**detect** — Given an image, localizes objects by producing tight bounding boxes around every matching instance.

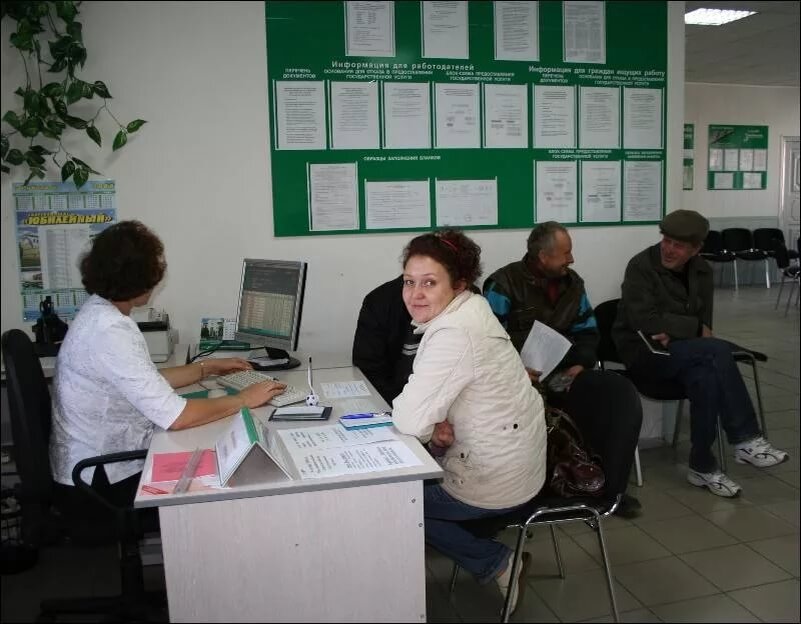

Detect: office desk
[135,365,443,623]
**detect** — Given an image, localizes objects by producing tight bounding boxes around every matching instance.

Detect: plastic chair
[721,228,770,288]
[700,230,737,288]
[774,242,801,314]
[449,495,622,623]
[1,329,164,622]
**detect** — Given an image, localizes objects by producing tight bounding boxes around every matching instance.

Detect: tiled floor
[1,287,798,622]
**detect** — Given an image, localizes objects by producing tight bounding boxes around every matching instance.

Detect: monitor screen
[234,258,307,356]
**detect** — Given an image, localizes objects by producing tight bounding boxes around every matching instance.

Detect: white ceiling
[684,1,800,86]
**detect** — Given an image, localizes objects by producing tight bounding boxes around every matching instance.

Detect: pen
[341,413,377,420]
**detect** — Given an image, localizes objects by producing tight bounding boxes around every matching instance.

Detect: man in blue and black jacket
[484,221,643,518]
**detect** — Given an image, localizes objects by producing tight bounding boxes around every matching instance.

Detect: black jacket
[351,276,412,404]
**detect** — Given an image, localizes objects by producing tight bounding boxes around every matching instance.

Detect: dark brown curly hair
[80,220,166,301]
[401,229,482,287]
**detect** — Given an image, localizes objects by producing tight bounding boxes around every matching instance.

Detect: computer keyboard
[216,370,307,407]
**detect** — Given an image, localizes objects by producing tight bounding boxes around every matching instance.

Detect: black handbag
[545,407,605,498]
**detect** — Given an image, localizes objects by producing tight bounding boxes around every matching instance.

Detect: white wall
[683,83,800,219]
[1,1,685,366]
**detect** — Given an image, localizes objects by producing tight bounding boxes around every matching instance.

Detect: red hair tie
[439,237,458,253]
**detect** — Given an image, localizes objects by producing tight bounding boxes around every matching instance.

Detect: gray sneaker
[735,436,789,468]
[687,469,742,497]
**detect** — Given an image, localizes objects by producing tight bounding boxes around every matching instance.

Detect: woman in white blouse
[50,220,286,506]
[392,230,547,614]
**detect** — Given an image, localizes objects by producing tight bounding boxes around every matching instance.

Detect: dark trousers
[550,369,643,498]
[632,337,760,473]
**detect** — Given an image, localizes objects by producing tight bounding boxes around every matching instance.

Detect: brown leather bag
[545,407,605,498]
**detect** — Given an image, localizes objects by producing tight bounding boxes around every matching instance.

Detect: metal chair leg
[775,276,786,309]
[500,528,529,623]
[672,400,684,449]
[764,258,771,289]
[633,445,643,487]
[549,524,565,579]
[733,259,739,291]
[594,511,620,622]
[716,416,727,472]
[449,564,459,594]
[786,279,799,316]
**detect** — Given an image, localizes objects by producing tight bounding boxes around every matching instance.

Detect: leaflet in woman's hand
[520,321,572,379]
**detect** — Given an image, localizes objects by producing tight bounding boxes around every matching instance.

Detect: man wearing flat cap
[612,210,788,498]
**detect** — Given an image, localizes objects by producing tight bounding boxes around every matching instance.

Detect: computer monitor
[234,258,307,370]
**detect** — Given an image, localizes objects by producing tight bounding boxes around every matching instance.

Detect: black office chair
[1,329,164,622]
[700,230,737,288]
[721,228,770,289]
[594,300,769,473]
[449,494,622,623]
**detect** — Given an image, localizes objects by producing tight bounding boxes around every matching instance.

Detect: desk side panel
[161,479,426,623]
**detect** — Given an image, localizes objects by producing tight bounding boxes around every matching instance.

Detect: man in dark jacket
[484,222,643,518]
[613,210,788,498]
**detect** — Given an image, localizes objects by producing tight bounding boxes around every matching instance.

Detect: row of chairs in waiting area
[701,227,800,291]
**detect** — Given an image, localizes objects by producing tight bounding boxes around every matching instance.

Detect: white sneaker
[495,551,530,615]
[735,436,789,468]
[687,469,742,497]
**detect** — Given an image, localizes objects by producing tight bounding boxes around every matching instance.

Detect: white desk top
[135,365,442,509]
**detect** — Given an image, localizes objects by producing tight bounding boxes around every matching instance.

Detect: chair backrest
[721,228,753,252]
[1,329,55,545]
[701,230,724,254]
[753,228,785,253]
[593,299,623,365]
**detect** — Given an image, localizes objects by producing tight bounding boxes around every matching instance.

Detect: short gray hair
[527,221,568,258]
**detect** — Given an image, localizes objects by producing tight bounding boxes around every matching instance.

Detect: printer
[134,309,176,363]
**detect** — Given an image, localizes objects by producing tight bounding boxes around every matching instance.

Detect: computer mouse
[208,388,227,399]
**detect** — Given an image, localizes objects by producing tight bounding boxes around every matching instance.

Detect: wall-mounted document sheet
[723,149,739,172]
[753,149,767,171]
[623,161,662,222]
[563,0,606,64]
[579,87,619,149]
[739,148,754,171]
[39,227,90,290]
[493,1,539,61]
[483,84,528,149]
[535,161,577,223]
[520,321,572,380]
[714,172,734,189]
[581,160,621,222]
[742,172,763,189]
[421,1,469,59]
[533,85,576,148]
[383,82,431,149]
[330,81,380,150]
[366,180,431,229]
[436,179,498,226]
[308,163,359,231]
[683,164,694,190]
[274,81,327,150]
[623,88,662,149]
[434,83,480,148]
[708,149,723,171]
[345,1,396,57]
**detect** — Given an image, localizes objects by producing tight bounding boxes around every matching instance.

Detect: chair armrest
[730,347,768,363]
[71,450,147,513]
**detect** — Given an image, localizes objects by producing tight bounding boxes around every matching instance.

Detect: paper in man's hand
[519,321,572,380]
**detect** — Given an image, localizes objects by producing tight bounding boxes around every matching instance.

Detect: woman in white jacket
[392,230,547,612]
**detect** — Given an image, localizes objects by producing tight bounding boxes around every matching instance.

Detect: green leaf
[55,2,78,24]
[66,80,84,104]
[6,149,25,165]
[126,119,147,133]
[1,164,9,174]
[20,117,41,137]
[53,99,68,117]
[2,110,21,129]
[112,129,128,151]
[24,150,45,166]
[47,118,66,134]
[71,157,100,174]
[93,81,112,99]
[48,35,72,59]
[0,135,8,159]
[86,125,101,147]
[48,57,67,73]
[67,21,83,42]
[29,145,53,155]
[61,160,76,182]
[81,80,94,99]
[73,166,89,188]
[42,82,64,98]
[23,89,40,114]
[64,115,87,130]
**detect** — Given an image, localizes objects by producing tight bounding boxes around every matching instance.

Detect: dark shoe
[614,494,642,519]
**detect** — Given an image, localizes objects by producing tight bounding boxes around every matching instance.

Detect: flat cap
[659,210,709,245]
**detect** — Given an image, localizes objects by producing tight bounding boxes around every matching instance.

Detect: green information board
[683,123,694,190]
[266,1,668,236]
[707,124,768,190]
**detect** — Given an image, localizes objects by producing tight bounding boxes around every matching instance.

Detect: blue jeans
[633,337,760,473]
[424,483,525,585]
